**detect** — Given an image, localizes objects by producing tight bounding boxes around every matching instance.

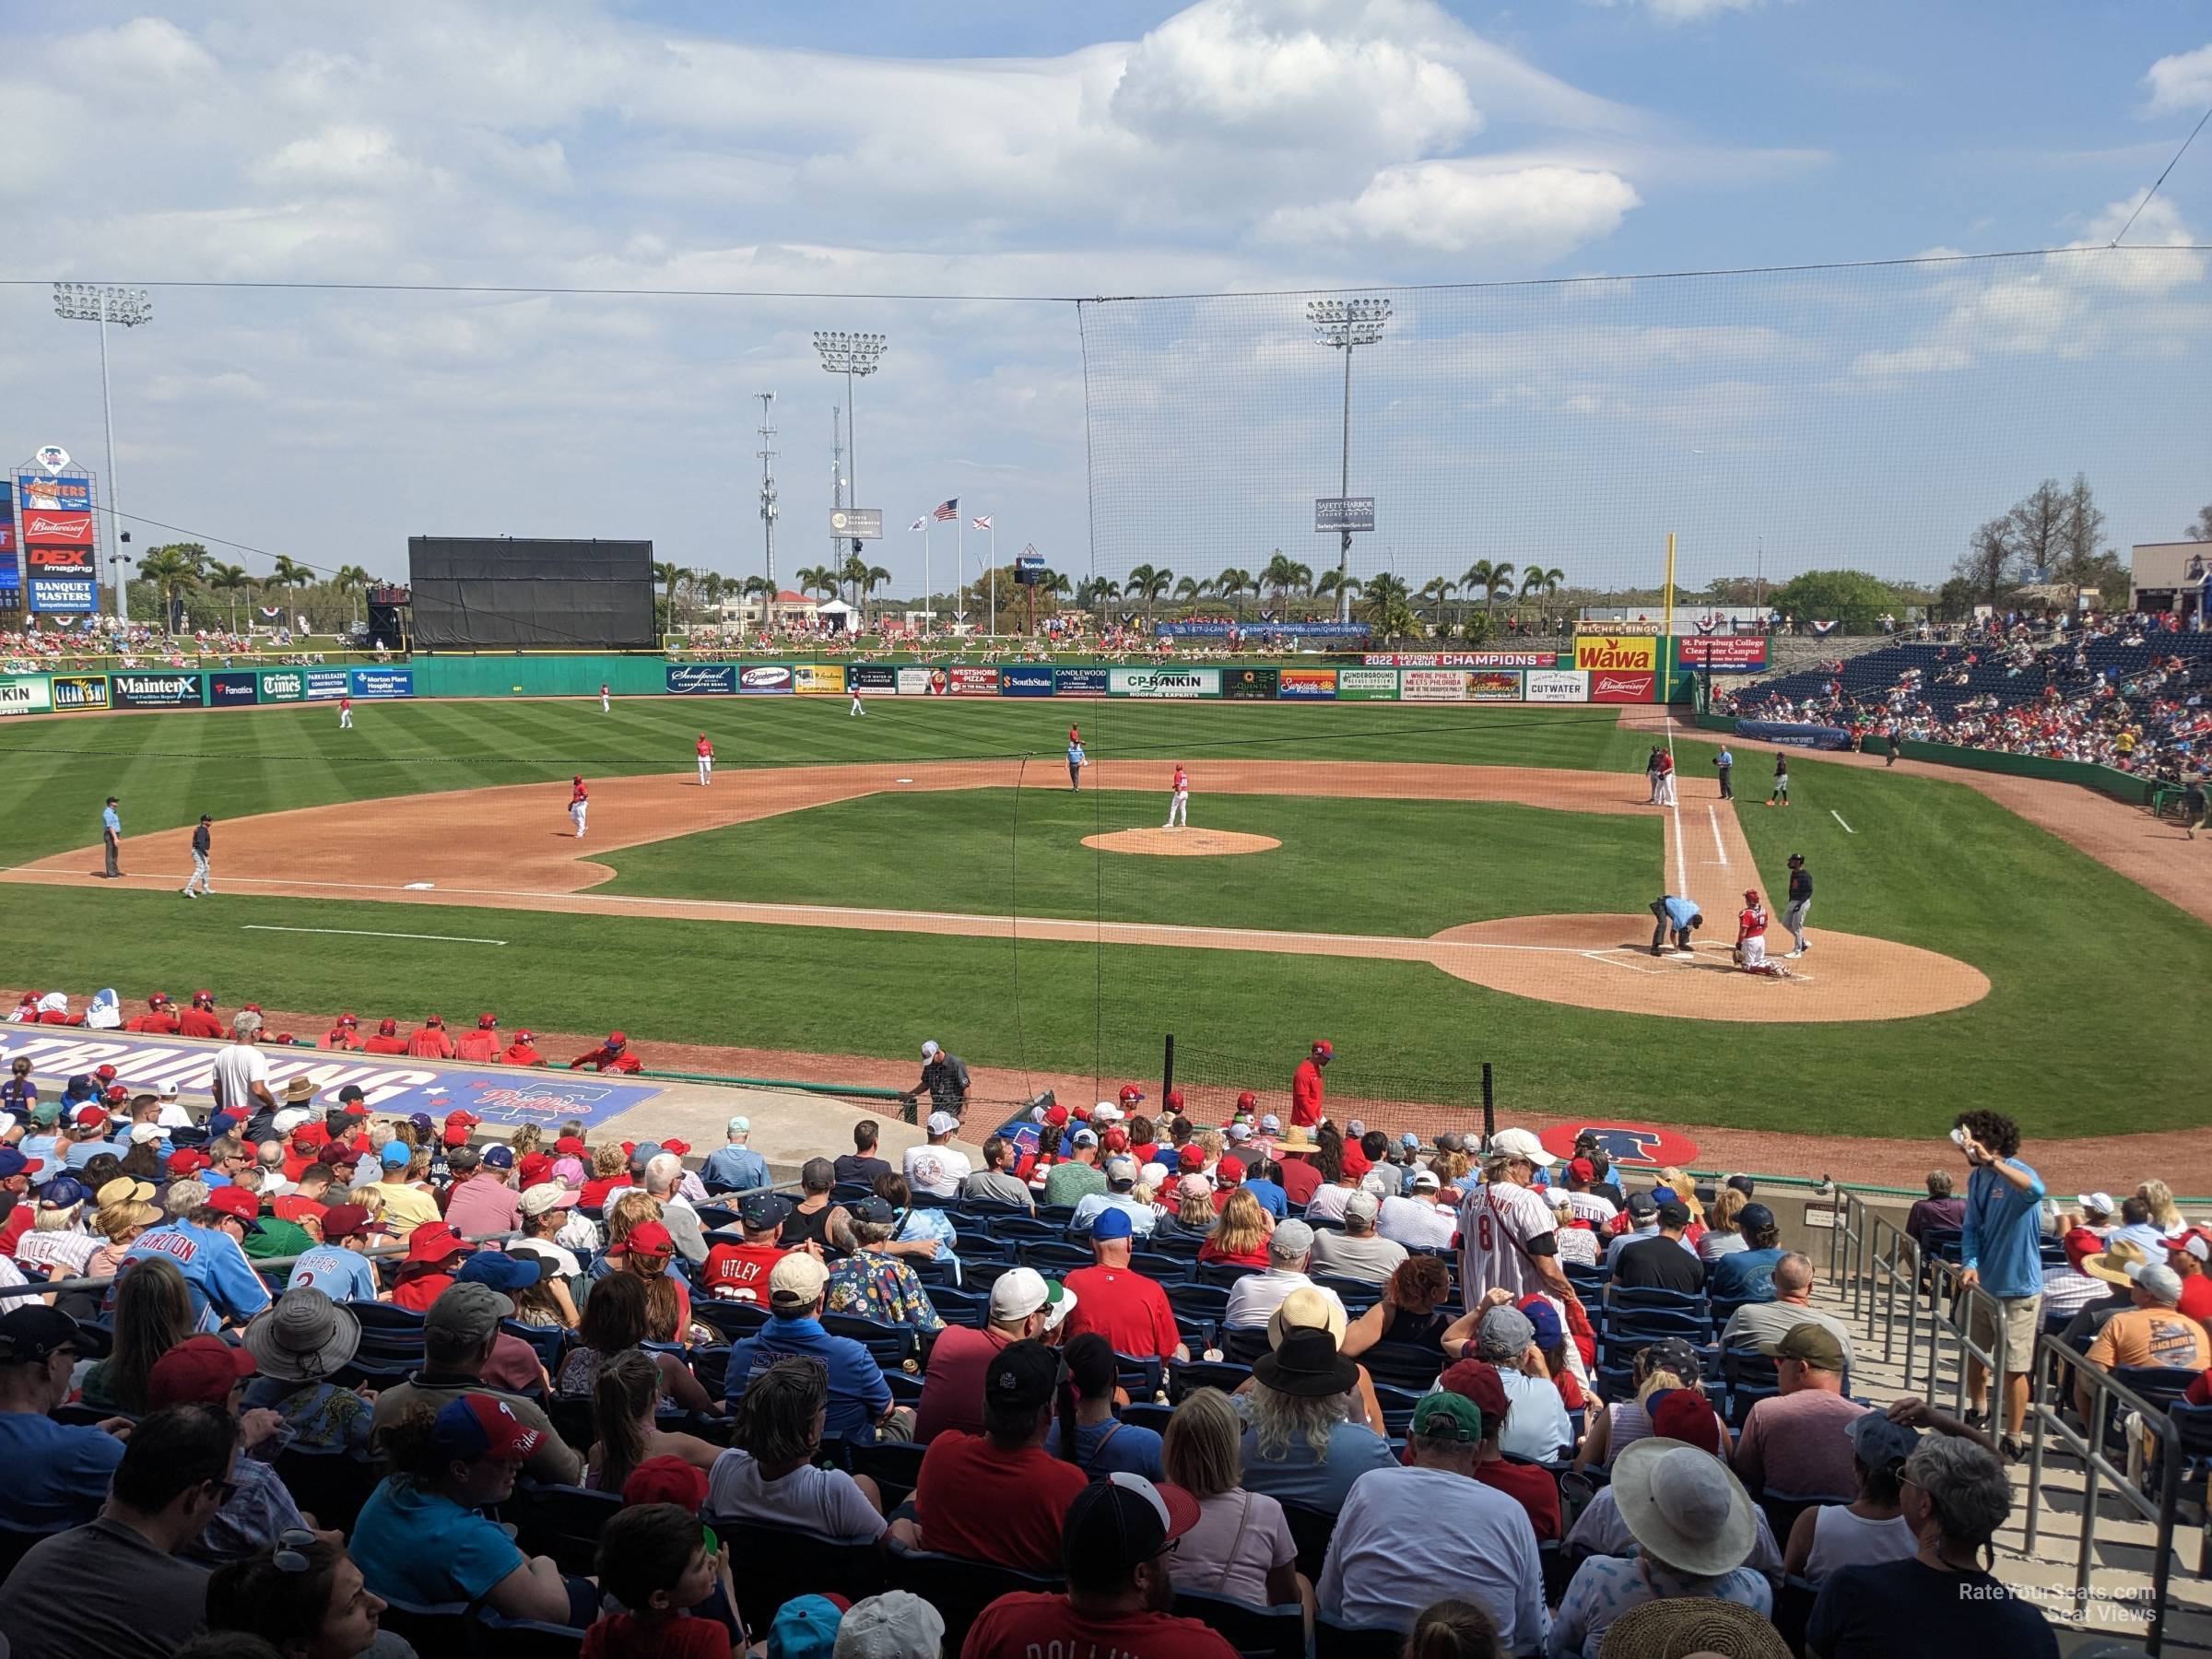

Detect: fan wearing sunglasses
[206,1532,389,1659]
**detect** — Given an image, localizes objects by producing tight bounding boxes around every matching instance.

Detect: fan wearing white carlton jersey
[1456,1129,1574,1306]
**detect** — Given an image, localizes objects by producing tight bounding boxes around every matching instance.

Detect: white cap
[1259,1113,1280,1133]
[1142,1160,1171,1189]
[271,1108,310,1135]
[834,1591,946,1659]
[921,1041,940,1058]
[1092,1103,1124,1124]
[2078,1192,2115,1215]
[1345,1190,1382,1224]
[925,1112,960,1135]
[157,1081,181,1100]
[726,1115,751,1136]
[1412,1169,1441,1191]
[1071,1127,1099,1147]
[1105,1158,1138,1184]
[1487,1127,1558,1169]
[1226,1123,1252,1142]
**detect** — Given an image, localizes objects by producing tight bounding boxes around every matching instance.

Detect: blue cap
[206,1112,239,1137]
[769,1595,844,1659]
[379,1139,412,1166]
[1091,1207,1135,1241]
[36,1175,89,1209]
[1650,1185,1679,1206]
[482,1145,514,1170]
[456,1251,550,1292]
[0,1148,40,1179]
[406,1112,433,1134]
[64,1075,94,1099]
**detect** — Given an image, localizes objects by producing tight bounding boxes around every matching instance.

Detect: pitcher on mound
[1163,763,1189,830]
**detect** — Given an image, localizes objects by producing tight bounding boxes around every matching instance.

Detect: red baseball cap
[293,1122,329,1146]
[622,1453,709,1511]
[424,1014,444,1027]
[1119,1084,1145,1106]
[1102,1127,1130,1154]
[147,1335,255,1409]
[148,992,172,1007]
[1217,1155,1245,1182]
[477,1013,498,1029]
[1647,1387,1724,1454]
[625,1220,676,1257]
[1042,1104,1069,1127]
[432,1394,542,1462]
[1440,1358,1510,1427]
[606,1031,628,1046]
[377,1018,397,1035]
[554,1136,586,1156]
[193,991,216,1006]
[167,1148,210,1176]
[204,1186,264,1230]
[661,1138,690,1158]
[515,1030,536,1043]
[1235,1089,1258,1112]
[1312,1040,1333,1057]
[337,1013,359,1028]
[1178,1145,1206,1171]
[518,1153,554,1186]
[95,1065,117,1082]
[1568,1158,1597,1183]
[316,1203,383,1241]
[1164,1088,1185,1111]
[445,1110,481,1125]
[406,1223,470,1265]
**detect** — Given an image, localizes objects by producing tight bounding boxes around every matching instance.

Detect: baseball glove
[1730,945,1746,965]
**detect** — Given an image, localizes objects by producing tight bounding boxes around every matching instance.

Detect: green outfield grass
[596,788,1659,935]
[2,699,2206,1135]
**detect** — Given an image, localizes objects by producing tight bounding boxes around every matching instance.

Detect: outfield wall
[1696,711,2157,806]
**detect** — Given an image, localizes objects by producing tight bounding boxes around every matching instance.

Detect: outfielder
[1735,888,1789,977]
[600,683,610,713]
[569,776,590,839]
[1163,763,1189,829]
[181,814,213,898]
[1783,853,1813,956]
[849,686,865,716]
[1067,735,1087,791]
[696,733,714,787]
[338,694,353,730]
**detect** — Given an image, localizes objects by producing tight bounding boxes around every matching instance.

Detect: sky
[2,0,2208,604]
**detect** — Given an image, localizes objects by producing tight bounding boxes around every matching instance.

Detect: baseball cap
[622,1453,711,1512]
[1070,1127,1099,1148]
[204,1186,265,1232]
[2168,1230,2212,1264]
[1344,1190,1381,1225]
[1101,1127,1130,1154]
[1178,1145,1206,1171]
[457,1250,555,1293]
[36,1175,90,1210]
[1641,1336,1706,1382]
[426,1282,513,1347]
[1259,1113,1280,1134]
[0,1305,108,1363]
[925,1112,959,1135]
[1225,1123,1252,1144]
[1516,1295,1565,1350]
[1312,1040,1333,1057]
[1411,1391,1485,1443]
[626,1219,676,1257]
[1656,1200,1692,1229]
[846,1195,895,1225]
[1568,1157,1597,1183]
[206,1112,239,1138]
[2078,1192,2116,1216]
[163,1148,207,1177]
[1269,1218,1316,1260]
[1736,1203,1776,1232]
[1486,1127,1557,1168]
[379,1139,411,1167]
[1090,1206,1135,1242]
[1217,1154,1244,1183]
[318,1203,381,1241]
[1645,1388,1724,1455]
[920,1040,940,1058]
[1346,1119,1367,1140]
[518,1184,570,1218]
[770,1253,830,1309]
[1061,1472,1202,1573]
[336,1084,367,1104]
[481,1145,514,1171]
[555,1135,586,1155]
[986,1339,1069,1411]
[1626,1191,1658,1218]
[740,1192,794,1230]
[987,1266,1077,1331]
[726,1115,751,1136]
[1476,1303,1537,1362]
[1774,1323,1847,1371]
[2134,1263,2185,1305]
[833,1591,944,1659]
[1411,1169,1441,1191]
[1846,1410,1923,1470]
[146,1334,256,1408]
[517,1152,553,1185]
[431,1394,543,1462]
[771,1594,846,1659]
[1104,1158,1138,1188]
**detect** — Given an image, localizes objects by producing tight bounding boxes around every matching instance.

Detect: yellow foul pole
[1661,532,1677,705]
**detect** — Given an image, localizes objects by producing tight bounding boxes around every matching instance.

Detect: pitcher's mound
[1082,828,1281,857]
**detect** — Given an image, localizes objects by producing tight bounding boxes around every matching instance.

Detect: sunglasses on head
[273,1527,319,1573]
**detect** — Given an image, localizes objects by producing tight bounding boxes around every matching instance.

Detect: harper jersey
[1457,1178,1560,1303]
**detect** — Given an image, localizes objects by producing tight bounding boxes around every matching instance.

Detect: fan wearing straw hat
[241,1287,372,1450]
[1549,1432,1771,1655]
[1318,1390,1548,1648]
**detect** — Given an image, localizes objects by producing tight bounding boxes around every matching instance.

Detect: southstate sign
[1573,635,1657,672]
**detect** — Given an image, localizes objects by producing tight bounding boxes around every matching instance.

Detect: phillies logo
[24,515,93,543]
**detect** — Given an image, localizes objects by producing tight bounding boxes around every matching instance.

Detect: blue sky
[1,1,2206,603]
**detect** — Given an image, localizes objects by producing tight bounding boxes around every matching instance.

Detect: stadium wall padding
[1698,711,2155,806]
[407,655,669,698]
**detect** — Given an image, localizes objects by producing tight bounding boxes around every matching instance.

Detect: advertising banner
[0,677,52,715]
[1574,618,1661,635]
[1219,666,1278,700]
[1157,620,1368,640]
[1589,670,1657,704]
[896,667,935,696]
[737,665,794,695]
[666,664,736,696]
[1363,651,1554,669]
[1278,668,1338,700]
[1400,668,1469,702]
[209,671,260,707]
[28,576,97,613]
[350,668,414,700]
[792,663,846,695]
[303,669,352,701]
[21,512,93,549]
[27,544,94,573]
[112,672,206,710]
[1468,671,1523,702]
[0,480,14,594]
[1335,667,1398,700]
[853,665,900,691]
[998,665,1056,696]
[1574,635,1658,673]
[1054,666,1109,696]
[949,666,1001,696]
[1734,719,1855,751]
[1524,669,1590,703]
[1110,667,1219,699]
[17,474,91,513]
[258,669,306,703]
[1675,636,1770,672]
[49,674,108,712]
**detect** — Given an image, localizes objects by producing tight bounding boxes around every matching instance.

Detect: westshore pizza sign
[0,1029,665,1131]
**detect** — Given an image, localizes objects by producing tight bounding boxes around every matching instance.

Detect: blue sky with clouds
[2,1,2207,601]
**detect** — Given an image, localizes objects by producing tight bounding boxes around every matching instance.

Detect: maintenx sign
[112,672,206,709]
[1109,667,1218,699]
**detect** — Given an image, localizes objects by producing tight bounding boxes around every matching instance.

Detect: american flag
[932,499,959,522]
[971,514,993,531]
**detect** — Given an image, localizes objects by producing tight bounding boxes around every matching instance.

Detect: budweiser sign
[23,514,93,544]
[1590,671,1656,704]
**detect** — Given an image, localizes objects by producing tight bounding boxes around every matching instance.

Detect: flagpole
[957,511,965,634]
[924,522,932,636]
[989,521,997,640]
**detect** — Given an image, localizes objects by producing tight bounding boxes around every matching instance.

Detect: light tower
[53,283,154,624]
[812,331,885,571]
[1307,298,1390,623]
[756,392,778,620]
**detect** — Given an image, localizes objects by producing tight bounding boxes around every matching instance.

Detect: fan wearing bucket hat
[1239,1324,1397,1513]
[1553,1434,1770,1654]
[961,1472,1232,1659]
[908,1338,1089,1572]
[241,1288,372,1450]
[1314,1389,1547,1646]
[912,1266,1077,1442]
[389,1221,475,1312]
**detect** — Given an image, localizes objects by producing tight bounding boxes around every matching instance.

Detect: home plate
[895,779,913,785]
[404,882,436,890]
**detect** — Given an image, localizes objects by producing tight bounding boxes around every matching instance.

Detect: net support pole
[1481,1061,1495,1146]
[1661,531,1678,706]
[1162,1032,1175,1102]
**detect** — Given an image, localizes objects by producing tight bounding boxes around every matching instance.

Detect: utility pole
[830,406,845,573]
[756,392,777,631]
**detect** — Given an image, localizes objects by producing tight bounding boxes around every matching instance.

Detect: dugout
[407,537,655,651]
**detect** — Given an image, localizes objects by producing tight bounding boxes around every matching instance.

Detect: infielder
[600,683,611,713]
[1735,888,1789,977]
[1067,735,1087,791]
[338,694,354,730]
[1765,752,1791,806]
[181,814,213,898]
[1649,894,1702,958]
[1163,763,1189,829]
[569,776,590,839]
[1783,853,1813,956]
[696,733,714,787]
[1655,749,1677,806]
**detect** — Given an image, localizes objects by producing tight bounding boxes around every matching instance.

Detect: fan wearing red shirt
[701,1193,793,1303]
[906,1338,1088,1572]
[1274,1135,1324,1208]
[2168,1230,2212,1324]
[1061,1209,1186,1361]
[124,993,182,1035]
[360,1018,409,1056]
[178,992,227,1040]
[1289,1040,1332,1128]
[390,1222,471,1312]
[1440,1359,1563,1541]
[961,1471,1236,1659]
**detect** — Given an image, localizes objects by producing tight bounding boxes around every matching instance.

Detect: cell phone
[1948,1127,1969,1148]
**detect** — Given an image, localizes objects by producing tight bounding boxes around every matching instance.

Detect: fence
[1159,1033,1492,1139]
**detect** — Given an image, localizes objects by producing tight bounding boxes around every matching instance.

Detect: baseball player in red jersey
[455,1013,501,1064]
[360,1018,408,1055]
[1163,763,1190,830]
[501,1029,546,1067]
[406,1016,459,1060]
[1290,1040,1332,1128]
[571,1030,643,1074]
[318,1013,365,1052]
[1734,888,1788,976]
[337,695,353,730]
[178,992,226,1040]
[696,734,714,787]
[600,683,610,713]
[569,776,589,839]
[124,993,182,1035]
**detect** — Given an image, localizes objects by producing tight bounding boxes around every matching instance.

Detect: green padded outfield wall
[407,655,669,698]
[1695,712,2153,806]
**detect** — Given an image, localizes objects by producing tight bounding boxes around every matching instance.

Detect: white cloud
[2144,42,2212,114]
[1588,0,1768,24]
[1265,161,1640,256]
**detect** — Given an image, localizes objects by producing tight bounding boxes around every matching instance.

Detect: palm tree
[794,565,841,605]
[1418,577,1456,631]
[1519,566,1565,630]
[205,561,255,632]
[856,563,891,629]
[652,560,687,629]
[1260,550,1299,609]
[1173,575,1212,612]
[1043,571,1073,600]
[1359,571,1418,641]
[1212,567,1253,622]
[138,545,206,631]
[1314,570,1362,609]
[330,564,371,629]
[1124,564,1174,627]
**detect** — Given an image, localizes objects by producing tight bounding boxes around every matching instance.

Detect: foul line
[242,924,508,946]
[1708,805,1729,866]
[1831,810,1856,835]
[1664,712,1688,896]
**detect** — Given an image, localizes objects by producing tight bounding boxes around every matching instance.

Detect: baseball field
[2,692,2206,1144]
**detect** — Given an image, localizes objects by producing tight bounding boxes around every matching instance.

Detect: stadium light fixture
[1308,299,1390,623]
[53,284,155,626]
[814,332,887,571]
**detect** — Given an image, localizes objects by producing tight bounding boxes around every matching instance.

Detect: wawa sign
[1573,635,1658,673]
